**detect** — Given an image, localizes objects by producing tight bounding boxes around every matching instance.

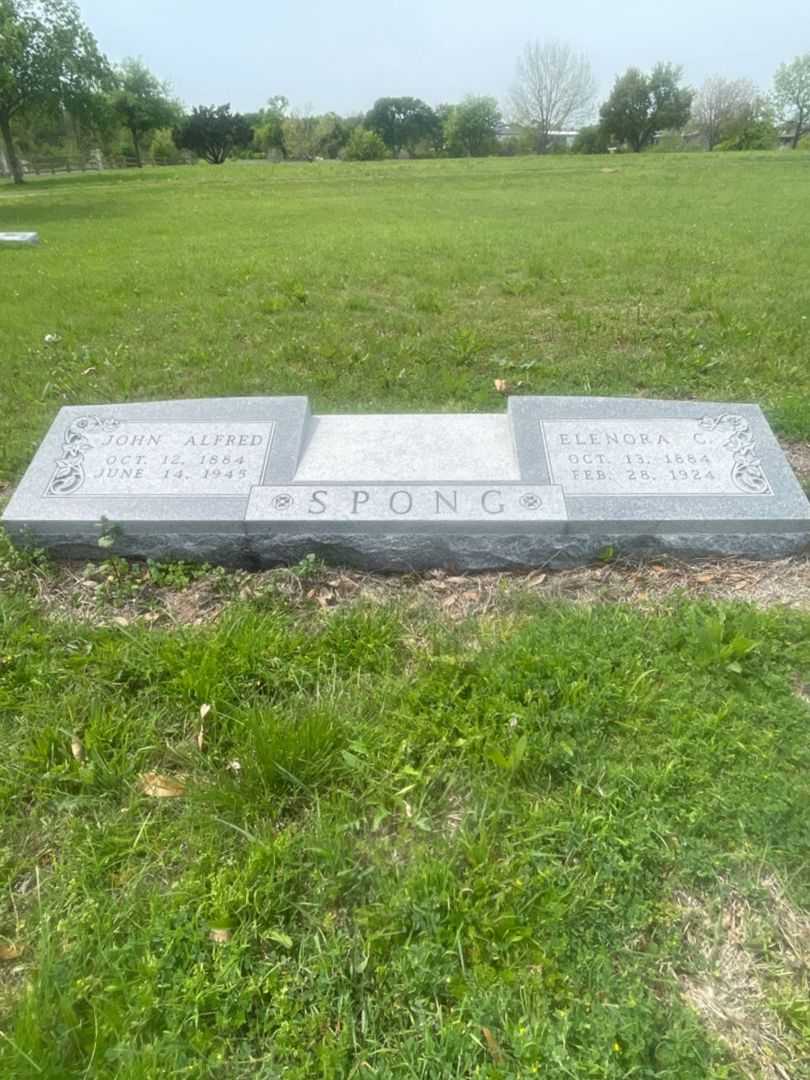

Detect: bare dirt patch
[783,441,810,489]
[3,437,809,627]
[675,876,810,1079]
[8,553,810,628]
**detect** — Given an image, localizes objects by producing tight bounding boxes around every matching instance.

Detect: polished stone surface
[4,395,809,568]
[295,414,519,482]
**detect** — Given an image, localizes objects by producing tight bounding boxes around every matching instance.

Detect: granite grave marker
[0,232,39,246]
[3,395,809,569]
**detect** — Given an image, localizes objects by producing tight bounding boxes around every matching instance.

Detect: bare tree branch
[691,76,757,149]
[509,39,596,152]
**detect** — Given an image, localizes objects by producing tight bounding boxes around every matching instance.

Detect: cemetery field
[2,151,810,484]
[1,153,810,1078]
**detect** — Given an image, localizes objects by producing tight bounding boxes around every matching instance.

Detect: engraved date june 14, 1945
[47,419,274,497]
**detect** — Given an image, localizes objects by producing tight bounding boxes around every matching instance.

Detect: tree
[572,124,609,154]
[252,94,288,158]
[691,76,757,149]
[0,0,110,184]
[313,112,352,159]
[716,97,778,151]
[509,39,596,153]
[443,96,501,157]
[773,54,810,149]
[281,111,320,161]
[110,58,179,166]
[365,96,439,157]
[344,126,388,161]
[599,63,693,152]
[172,104,252,164]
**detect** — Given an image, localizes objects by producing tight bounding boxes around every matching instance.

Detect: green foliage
[717,119,778,151]
[691,76,758,150]
[279,111,354,161]
[280,112,320,161]
[109,58,179,166]
[0,590,808,1075]
[148,127,183,163]
[172,104,252,164]
[251,93,288,158]
[343,125,388,161]
[4,152,810,487]
[571,123,610,153]
[443,95,501,156]
[600,62,693,152]
[365,96,439,157]
[0,0,111,183]
[773,53,810,148]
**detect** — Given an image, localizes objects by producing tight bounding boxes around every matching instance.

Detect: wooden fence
[5,154,194,178]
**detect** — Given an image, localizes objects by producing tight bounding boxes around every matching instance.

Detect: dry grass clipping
[675,875,810,1079]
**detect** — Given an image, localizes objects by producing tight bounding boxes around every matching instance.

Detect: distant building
[495,123,579,148]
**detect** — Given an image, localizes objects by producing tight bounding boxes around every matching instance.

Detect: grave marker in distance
[0,232,39,246]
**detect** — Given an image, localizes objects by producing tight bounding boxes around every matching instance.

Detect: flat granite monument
[3,395,809,569]
[0,232,39,246]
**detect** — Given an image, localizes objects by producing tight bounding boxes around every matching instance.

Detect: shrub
[572,124,609,154]
[149,128,183,164]
[716,120,778,150]
[343,127,388,161]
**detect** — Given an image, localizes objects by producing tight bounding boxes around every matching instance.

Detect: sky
[76,0,809,116]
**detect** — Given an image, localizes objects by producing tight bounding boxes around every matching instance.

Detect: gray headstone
[3,395,809,569]
[0,232,39,246]
[2,397,310,563]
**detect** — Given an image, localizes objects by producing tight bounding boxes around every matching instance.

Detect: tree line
[2,0,810,185]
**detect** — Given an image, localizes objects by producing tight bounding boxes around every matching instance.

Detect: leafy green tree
[172,104,252,164]
[365,96,439,157]
[110,58,179,166]
[313,112,352,159]
[0,0,110,183]
[599,63,693,152]
[773,54,810,148]
[443,96,501,157]
[281,112,319,160]
[343,126,388,161]
[252,94,288,158]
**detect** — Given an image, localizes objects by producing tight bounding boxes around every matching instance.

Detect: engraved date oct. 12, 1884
[47,419,275,497]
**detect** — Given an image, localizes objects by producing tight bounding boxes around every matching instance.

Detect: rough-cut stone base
[5,522,808,572]
[244,531,810,571]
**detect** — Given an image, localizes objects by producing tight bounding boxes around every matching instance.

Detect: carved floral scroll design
[47,416,119,496]
[698,414,771,495]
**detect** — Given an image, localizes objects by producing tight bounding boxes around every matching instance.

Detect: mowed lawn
[1,155,810,1078]
[1,151,810,482]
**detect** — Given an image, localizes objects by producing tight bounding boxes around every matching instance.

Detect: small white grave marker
[0,231,39,246]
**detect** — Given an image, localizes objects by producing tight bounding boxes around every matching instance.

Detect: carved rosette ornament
[698,414,771,495]
[47,417,119,496]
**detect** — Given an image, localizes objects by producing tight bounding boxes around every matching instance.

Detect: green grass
[2,154,810,1076]
[2,152,810,485]
[0,539,809,1077]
